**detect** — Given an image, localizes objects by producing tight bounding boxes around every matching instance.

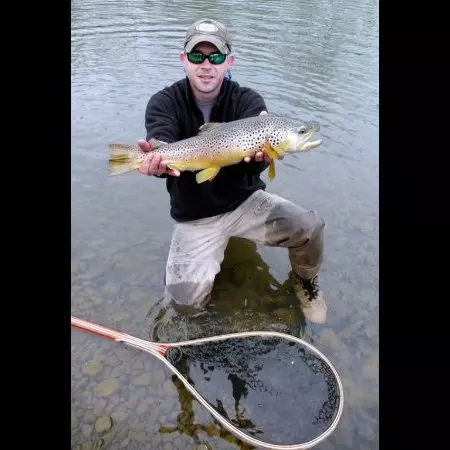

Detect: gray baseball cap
[184,18,232,54]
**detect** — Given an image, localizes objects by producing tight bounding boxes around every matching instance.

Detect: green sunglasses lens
[187,52,227,64]
[209,53,226,64]
[187,52,205,64]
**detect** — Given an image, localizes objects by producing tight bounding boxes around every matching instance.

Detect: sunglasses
[186,51,227,65]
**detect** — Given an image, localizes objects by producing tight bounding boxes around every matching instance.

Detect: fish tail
[108,144,141,176]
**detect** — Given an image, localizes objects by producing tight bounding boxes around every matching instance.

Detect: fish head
[268,118,322,157]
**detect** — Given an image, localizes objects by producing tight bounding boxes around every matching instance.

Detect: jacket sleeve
[144,90,181,178]
[236,88,268,119]
[236,88,270,175]
[145,90,180,143]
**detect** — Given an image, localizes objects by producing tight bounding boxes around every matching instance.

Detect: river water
[71,0,378,449]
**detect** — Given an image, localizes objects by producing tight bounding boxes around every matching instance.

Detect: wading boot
[293,274,327,324]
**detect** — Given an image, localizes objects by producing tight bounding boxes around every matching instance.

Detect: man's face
[180,42,235,97]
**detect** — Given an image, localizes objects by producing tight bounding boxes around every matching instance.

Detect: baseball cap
[184,18,232,54]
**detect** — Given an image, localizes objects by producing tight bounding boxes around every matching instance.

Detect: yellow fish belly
[165,149,247,183]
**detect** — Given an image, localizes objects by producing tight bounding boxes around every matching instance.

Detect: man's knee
[288,209,325,273]
[163,281,213,309]
[294,209,325,240]
[265,202,324,247]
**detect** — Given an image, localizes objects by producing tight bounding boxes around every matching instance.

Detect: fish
[108,114,322,183]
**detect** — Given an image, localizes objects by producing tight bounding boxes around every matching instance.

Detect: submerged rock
[134,372,152,386]
[94,379,120,397]
[82,357,104,376]
[94,416,113,434]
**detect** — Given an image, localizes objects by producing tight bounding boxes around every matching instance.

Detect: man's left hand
[244,110,272,164]
[244,149,272,164]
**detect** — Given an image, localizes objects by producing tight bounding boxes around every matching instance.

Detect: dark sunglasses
[186,51,227,65]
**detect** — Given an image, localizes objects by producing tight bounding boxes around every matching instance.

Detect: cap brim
[185,35,229,54]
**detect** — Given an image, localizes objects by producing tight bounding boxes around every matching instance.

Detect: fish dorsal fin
[198,122,222,134]
[148,138,169,149]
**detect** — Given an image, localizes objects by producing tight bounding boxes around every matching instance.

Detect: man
[137,18,327,324]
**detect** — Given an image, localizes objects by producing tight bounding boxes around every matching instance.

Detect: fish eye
[298,127,306,134]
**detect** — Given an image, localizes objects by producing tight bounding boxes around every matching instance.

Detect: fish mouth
[301,137,322,151]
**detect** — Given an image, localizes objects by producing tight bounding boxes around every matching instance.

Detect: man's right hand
[137,139,181,177]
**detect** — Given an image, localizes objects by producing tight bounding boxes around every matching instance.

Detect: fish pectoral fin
[272,139,292,156]
[195,166,221,183]
[268,160,276,181]
[198,122,223,134]
[263,140,280,160]
[263,139,278,181]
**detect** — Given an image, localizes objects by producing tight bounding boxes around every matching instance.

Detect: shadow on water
[145,238,340,449]
[147,237,307,342]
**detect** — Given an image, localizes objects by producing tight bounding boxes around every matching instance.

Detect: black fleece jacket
[144,77,269,222]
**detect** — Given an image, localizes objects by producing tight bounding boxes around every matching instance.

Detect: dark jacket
[144,77,269,222]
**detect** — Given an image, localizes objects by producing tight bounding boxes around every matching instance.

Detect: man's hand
[243,110,273,164]
[243,148,272,164]
[137,139,180,177]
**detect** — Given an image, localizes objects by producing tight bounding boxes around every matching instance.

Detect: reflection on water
[160,336,341,446]
[147,237,307,342]
[71,0,378,448]
[145,238,329,448]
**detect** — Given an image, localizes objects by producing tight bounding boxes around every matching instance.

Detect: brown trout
[108,114,322,183]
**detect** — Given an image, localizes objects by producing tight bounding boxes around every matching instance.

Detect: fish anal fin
[196,166,221,183]
[166,162,187,171]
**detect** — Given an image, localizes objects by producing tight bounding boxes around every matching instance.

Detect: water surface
[71,0,378,449]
